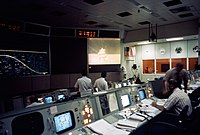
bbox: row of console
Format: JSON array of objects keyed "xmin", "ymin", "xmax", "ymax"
[{"xmin": 0, "ymin": 83, "xmax": 158, "ymax": 135}]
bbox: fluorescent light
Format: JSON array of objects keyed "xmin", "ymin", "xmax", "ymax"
[
  {"xmin": 137, "ymin": 41, "xmax": 152, "ymax": 45},
  {"xmin": 166, "ymin": 37, "xmax": 184, "ymax": 41}
]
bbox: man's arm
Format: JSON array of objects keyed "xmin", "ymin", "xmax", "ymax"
[{"xmin": 151, "ymin": 101, "xmax": 165, "ymax": 111}]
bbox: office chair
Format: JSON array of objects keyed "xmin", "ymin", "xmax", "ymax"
[
  {"xmin": 147, "ymin": 105, "xmax": 190, "ymax": 135},
  {"xmin": 188, "ymin": 87, "xmax": 200, "ymax": 108}
]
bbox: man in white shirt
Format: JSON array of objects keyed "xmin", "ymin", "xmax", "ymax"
[
  {"xmin": 74, "ymin": 70, "xmax": 93, "ymax": 97},
  {"xmin": 152, "ymin": 79, "xmax": 192, "ymax": 116},
  {"xmin": 94, "ymin": 72, "xmax": 108, "ymax": 91}
]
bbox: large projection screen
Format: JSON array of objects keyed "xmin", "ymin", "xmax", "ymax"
[{"xmin": 88, "ymin": 38, "xmax": 121, "ymax": 65}]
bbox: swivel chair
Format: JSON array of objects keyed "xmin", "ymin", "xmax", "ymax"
[{"xmin": 147, "ymin": 105, "xmax": 190, "ymax": 135}]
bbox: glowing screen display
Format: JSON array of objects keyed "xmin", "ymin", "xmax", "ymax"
[
  {"xmin": 53, "ymin": 111, "xmax": 75, "ymax": 134},
  {"xmin": 44, "ymin": 96, "xmax": 53, "ymax": 103},
  {"xmin": 58, "ymin": 94, "xmax": 65, "ymax": 100},
  {"xmin": 121, "ymin": 94, "xmax": 131, "ymax": 108},
  {"xmin": 88, "ymin": 38, "xmax": 120, "ymax": 65},
  {"xmin": 139, "ymin": 89, "xmax": 146, "ymax": 100}
]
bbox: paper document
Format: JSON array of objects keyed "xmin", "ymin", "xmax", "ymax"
[
  {"xmin": 156, "ymin": 99, "xmax": 166, "ymax": 106},
  {"xmin": 117, "ymin": 119, "xmax": 139, "ymax": 128},
  {"xmin": 128, "ymin": 113, "xmax": 146, "ymax": 121},
  {"xmin": 87, "ymin": 119, "xmax": 129, "ymax": 135},
  {"xmin": 141, "ymin": 99, "xmax": 153, "ymax": 105},
  {"xmin": 140, "ymin": 105, "xmax": 159, "ymax": 113}
]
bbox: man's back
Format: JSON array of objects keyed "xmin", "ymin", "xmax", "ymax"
[
  {"xmin": 76, "ymin": 76, "xmax": 92, "ymax": 91},
  {"xmin": 94, "ymin": 77, "xmax": 108, "ymax": 91}
]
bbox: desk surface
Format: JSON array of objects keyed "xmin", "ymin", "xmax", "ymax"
[{"xmin": 70, "ymin": 98, "xmax": 161, "ymax": 135}]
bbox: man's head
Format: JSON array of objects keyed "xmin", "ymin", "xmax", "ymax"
[
  {"xmin": 101, "ymin": 71, "xmax": 107, "ymax": 78},
  {"xmin": 175, "ymin": 62, "xmax": 184, "ymax": 72},
  {"xmin": 29, "ymin": 95, "xmax": 38, "ymax": 103},
  {"xmin": 81, "ymin": 70, "xmax": 87, "ymax": 76},
  {"xmin": 169, "ymin": 79, "xmax": 178, "ymax": 91}
]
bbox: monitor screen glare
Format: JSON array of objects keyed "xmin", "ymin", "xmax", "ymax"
[{"xmin": 121, "ymin": 94, "xmax": 131, "ymax": 108}]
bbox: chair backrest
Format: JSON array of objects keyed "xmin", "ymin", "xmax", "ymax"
[
  {"xmin": 179, "ymin": 105, "xmax": 189, "ymax": 119},
  {"xmin": 148, "ymin": 121, "xmax": 180, "ymax": 135},
  {"xmin": 188, "ymin": 87, "xmax": 200, "ymax": 107}
]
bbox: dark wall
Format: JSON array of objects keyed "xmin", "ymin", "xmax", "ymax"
[
  {"xmin": 0, "ymin": 31, "xmax": 49, "ymax": 51},
  {"xmin": 50, "ymin": 37, "xmax": 87, "ymax": 74}
]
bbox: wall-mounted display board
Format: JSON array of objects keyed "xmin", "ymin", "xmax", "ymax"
[
  {"xmin": 156, "ymin": 42, "xmax": 170, "ymax": 58},
  {"xmin": 171, "ymin": 41, "xmax": 187, "ymax": 58},
  {"xmin": 0, "ymin": 50, "xmax": 49, "ymax": 77},
  {"xmin": 142, "ymin": 44, "xmax": 155, "ymax": 59},
  {"xmin": 0, "ymin": 30, "xmax": 50, "ymax": 77},
  {"xmin": 187, "ymin": 40, "xmax": 198, "ymax": 58}
]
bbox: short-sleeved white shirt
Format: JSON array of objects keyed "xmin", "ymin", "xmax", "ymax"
[
  {"xmin": 74, "ymin": 76, "xmax": 93, "ymax": 96},
  {"xmin": 94, "ymin": 77, "xmax": 108, "ymax": 91},
  {"xmin": 163, "ymin": 88, "xmax": 193, "ymax": 116}
]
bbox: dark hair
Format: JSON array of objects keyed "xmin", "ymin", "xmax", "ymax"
[
  {"xmin": 176, "ymin": 62, "xmax": 184, "ymax": 68},
  {"xmin": 29, "ymin": 95, "xmax": 38, "ymax": 103},
  {"xmin": 169, "ymin": 79, "xmax": 178, "ymax": 88},
  {"xmin": 101, "ymin": 72, "xmax": 107, "ymax": 78},
  {"xmin": 132, "ymin": 64, "xmax": 137, "ymax": 70},
  {"xmin": 81, "ymin": 70, "xmax": 87, "ymax": 76}
]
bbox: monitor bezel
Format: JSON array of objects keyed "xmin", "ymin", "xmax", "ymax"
[{"xmin": 53, "ymin": 110, "xmax": 75, "ymax": 134}]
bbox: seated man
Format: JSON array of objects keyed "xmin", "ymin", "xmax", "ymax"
[
  {"xmin": 151, "ymin": 79, "xmax": 192, "ymax": 116},
  {"xmin": 26, "ymin": 95, "xmax": 43, "ymax": 108}
]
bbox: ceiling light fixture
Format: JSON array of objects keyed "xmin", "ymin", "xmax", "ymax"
[
  {"xmin": 137, "ymin": 41, "xmax": 152, "ymax": 45},
  {"xmin": 166, "ymin": 37, "xmax": 184, "ymax": 41}
]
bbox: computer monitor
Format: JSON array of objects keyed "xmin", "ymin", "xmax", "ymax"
[
  {"xmin": 121, "ymin": 94, "xmax": 131, "ymax": 108},
  {"xmin": 139, "ymin": 89, "xmax": 146, "ymax": 100},
  {"xmin": 53, "ymin": 111, "xmax": 75, "ymax": 134},
  {"xmin": 44, "ymin": 96, "xmax": 54, "ymax": 103},
  {"xmin": 58, "ymin": 94, "xmax": 65, "ymax": 100},
  {"xmin": 149, "ymin": 79, "xmax": 165, "ymax": 99}
]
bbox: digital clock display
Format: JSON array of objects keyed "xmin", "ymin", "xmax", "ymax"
[
  {"xmin": 0, "ymin": 18, "xmax": 24, "ymax": 32},
  {"xmin": 76, "ymin": 29, "xmax": 98, "ymax": 38}
]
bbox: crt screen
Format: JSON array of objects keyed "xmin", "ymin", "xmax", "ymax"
[
  {"xmin": 44, "ymin": 96, "xmax": 53, "ymax": 103},
  {"xmin": 121, "ymin": 94, "xmax": 131, "ymax": 108},
  {"xmin": 58, "ymin": 94, "xmax": 65, "ymax": 100},
  {"xmin": 139, "ymin": 89, "xmax": 146, "ymax": 100},
  {"xmin": 54, "ymin": 111, "xmax": 74, "ymax": 133}
]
